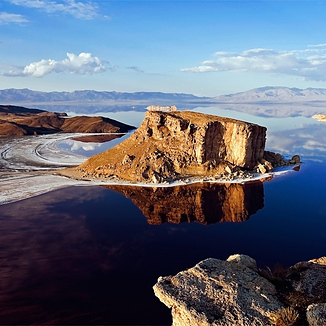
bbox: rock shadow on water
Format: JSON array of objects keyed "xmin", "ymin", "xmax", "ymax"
[{"xmin": 104, "ymin": 181, "xmax": 265, "ymax": 225}]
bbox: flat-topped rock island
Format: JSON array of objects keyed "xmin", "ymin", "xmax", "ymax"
[{"xmin": 72, "ymin": 109, "xmax": 298, "ymax": 184}]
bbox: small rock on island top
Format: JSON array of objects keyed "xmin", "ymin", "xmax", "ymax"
[{"xmin": 75, "ymin": 108, "xmax": 300, "ymax": 184}]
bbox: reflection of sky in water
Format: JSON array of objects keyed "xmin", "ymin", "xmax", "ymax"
[{"xmin": 58, "ymin": 133, "xmax": 131, "ymax": 157}]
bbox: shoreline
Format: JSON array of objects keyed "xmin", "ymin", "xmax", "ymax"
[
  {"xmin": 0, "ymin": 131, "xmax": 300, "ymax": 205},
  {"xmin": 0, "ymin": 166, "xmax": 298, "ymax": 206}
]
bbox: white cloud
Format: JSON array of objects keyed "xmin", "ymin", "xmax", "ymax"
[
  {"xmin": 4, "ymin": 52, "xmax": 109, "ymax": 77},
  {"xmin": 6, "ymin": 0, "xmax": 98, "ymax": 19},
  {"xmin": 0, "ymin": 12, "xmax": 28, "ymax": 24},
  {"xmin": 181, "ymin": 45, "xmax": 326, "ymax": 81}
]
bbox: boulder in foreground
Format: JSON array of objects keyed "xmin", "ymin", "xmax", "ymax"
[
  {"xmin": 153, "ymin": 254, "xmax": 326, "ymax": 326},
  {"xmin": 153, "ymin": 255, "xmax": 283, "ymax": 326}
]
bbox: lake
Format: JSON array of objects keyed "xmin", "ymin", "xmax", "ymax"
[{"xmin": 0, "ymin": 105, "xmax": 326, "ymax": 325}]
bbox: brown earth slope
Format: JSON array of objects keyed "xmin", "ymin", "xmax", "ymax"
[
  {"xmin": 77, "ymin": 110, "xmax": 267, "ymax": 183},
  {"xmin": 0, "ymin": 105, "xmax": 135, "ymax": 136}
]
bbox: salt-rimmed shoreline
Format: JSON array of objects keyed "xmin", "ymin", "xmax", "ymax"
[{"xmin": 0, "ymin": 133, "xmax": 298, "ymax": 206}]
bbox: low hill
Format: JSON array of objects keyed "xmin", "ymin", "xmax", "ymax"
[
  {"xmin": 0, "ymin": 105, "xmax": 46, "ymax": 115},
  {"xmin": 0, "ymin": 105, "xmax": 135, "ymax": 136}
]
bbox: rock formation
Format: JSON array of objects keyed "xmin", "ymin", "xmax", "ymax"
[
  {"xmin": 77, "ymin": 110, "xmax": 268, "ymax": 183},
  {"xmin": 0, "ymin": 105, "xmax": 135, "ymax": 136},
  {"xmin": 312, "ymin": 114, "xmax": 326, "ymax": 123},
  {"xmin": 146, "ymin": 105, "xmax": 177, "ymax": 112},
  {"xmin": 106, "ymin": 181, "xmax": 264, "ymax": 224},
  {"xmin": 153, "ymin": 254, "xmax": 284, "ymax": 326},
  {"xmin": 153, "ymin": 255, "xmax": 326, "ymax": 326}
]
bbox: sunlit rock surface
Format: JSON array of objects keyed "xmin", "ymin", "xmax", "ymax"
[
  {"xmin": 106, "ymin": 181, "xmax": 264, "ymax": 224},
  {"xmin": 154, "ymin": 255, "xmax": 326, "ymax": 326},
  {"xmin": 78, "ymin": 110, "xmax": 267, "ymax": 183},
  {"xmin": 312, "ymin": 114, "xmax": 326, "ymax": 123},
  {"xmin": 153, "ymin": 254, "xmax": 283, "ymax": 326}
]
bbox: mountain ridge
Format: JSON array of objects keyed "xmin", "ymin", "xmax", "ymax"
[
  {"xmin": 213, "ymin": 86, "xmax": 326, "ymax": 103},
  {"xmin": 0, "ymin": 88, "xmax": 209, "ymax": 103},
  {"xmin": 3, "ymin": 87, "xmax": 326, "ymax": 105}
]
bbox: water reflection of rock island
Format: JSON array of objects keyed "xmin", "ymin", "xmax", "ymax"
[{"xmin": 105, "ymin": 181, "xmax": 264, "ymax": 225}]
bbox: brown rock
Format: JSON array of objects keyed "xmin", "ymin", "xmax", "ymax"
[
  {"xmin": 287, "ymin": 257, "xmax": 326, "ymax": 300},
  {"xmin": 290, "ymin": 155, "xmax": 301, "ymax": 164},
  {"xmin": 307, "ymin": 303, "xmax": 326, "ymax": 326},
  {"xmin": 153, "ymin": 255, "xmax": 284, "ymax": 326},
  {"xmin": 79, "ymin": 110, "xmax": 267, "ymax": 182}
]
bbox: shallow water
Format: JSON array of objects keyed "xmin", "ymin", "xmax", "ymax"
[{"xmin": 0, "ymin": 106, "xmax": 326, "ymax": 325}]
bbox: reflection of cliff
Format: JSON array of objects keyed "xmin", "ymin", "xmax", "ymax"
[{"xmin": 105, "ymin": 182, "xmax": 264, "ymax": 225}]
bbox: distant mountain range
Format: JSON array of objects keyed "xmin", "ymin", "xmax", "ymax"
[
  {"xmin": 0, "ymin": 88, "xmax": 208, "ymax": 104},
  {"xmin": 2, "ymin": 87, "xmax": 326, "ymax": 105},
  {"xmin": 1, "ymin": 87, "xmax": 326, "ymax": 117},
  {"xmin": 214, "ymin": 87, "xmax": 326, "ymax": 103}
]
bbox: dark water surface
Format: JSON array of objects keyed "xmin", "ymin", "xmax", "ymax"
[
  {"xmin": 0, "ymin": 161, "xmax": 326, "ymax": 325},
  {"xmin": 1, "ymin": 107, "xmax": 326, "ymax": 325}
]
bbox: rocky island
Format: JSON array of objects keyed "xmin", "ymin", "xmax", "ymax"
[{"xmin": 74, "ymin": 110, "xmax": 298, "ymax": 183}]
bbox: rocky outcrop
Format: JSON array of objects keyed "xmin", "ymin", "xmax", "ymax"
[
  {"xmin": 153, "ymin": 255, "xmax": 284, "ymax": 326},
  {"xmin": 106, "ymin": 181, "xmax": 264, "ymax": 224},
  {"xmin": 153, "ymin": 255, "xmax": 326, "ymax": 326},
  {"xmin": 146, "ymin": 105, "xmax": 178, "ymax": 112},
  {"xmin": 78, "ymin": 110, "xmax": 268, "ymax": 183},
  {"xmin": 287, "ymin": 257, "xmax": 326, "ymax": 301},
  {"xmin": 0, "ymin": 105, "xmax": 135, "ymax": 136},
  {"xmin": 307, "ymin": 303, "xmax": 326, "ymax": 326},
  {"xmin": 312, "ymin": 114, "xmax": 326, "ymax": 123}
]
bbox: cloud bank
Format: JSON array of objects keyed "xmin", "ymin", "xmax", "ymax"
[
  {"xmin": 181, "ymin": 45, "xmax": 326, "ymax": 81},
  {"xmin": 0, "ymin": 12, "xmax": 28, "ymax": 24},
  {"xmin": 4, "ymin": 52, "xmax": 108, "ymax": 77},
  {"xmin": 6, "ymin": 0, "xmax": 98, "ymax": 19}
]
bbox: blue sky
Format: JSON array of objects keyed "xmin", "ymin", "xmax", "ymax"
[{"xmin": 1, "ymin": 0, "xmax": 326, "ymax": 96}]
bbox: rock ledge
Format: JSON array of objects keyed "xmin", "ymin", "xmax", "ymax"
[{"xmin": 153, "ymin": 254, "xmax": 326, "ymax": 326}]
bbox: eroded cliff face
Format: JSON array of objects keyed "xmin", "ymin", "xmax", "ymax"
[
  {"xmin": 78, "ymin": 111, "xmax": 267, "ymax": 183},
  {"xmin": 105, "ymin": 181, "xmax": 264, "ymax": 224}
]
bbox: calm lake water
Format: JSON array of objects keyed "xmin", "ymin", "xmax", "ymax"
[{"xmin": 0, "ymin": 106, "xmax": 326, "ymax": 325}]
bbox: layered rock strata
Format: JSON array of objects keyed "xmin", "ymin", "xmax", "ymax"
[
  {"xmin": 77, "ymin": 110, "xmax": 268, "ymax": 183},
  {"xmin": 106, "ymin": 181, "xmax": 264, "ymax": 224},
  {"xmin": 153, "ymin": 255, "xmax": 326, "ymax": 326}
]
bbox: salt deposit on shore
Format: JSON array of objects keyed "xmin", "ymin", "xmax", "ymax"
[{"xmin": 0, "ymin": 134, "xmax": 298, "ymax": 206}]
